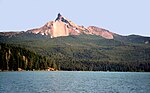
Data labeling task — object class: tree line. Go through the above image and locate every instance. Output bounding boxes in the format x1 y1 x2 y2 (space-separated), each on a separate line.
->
0 43 150 72
0 43 58 71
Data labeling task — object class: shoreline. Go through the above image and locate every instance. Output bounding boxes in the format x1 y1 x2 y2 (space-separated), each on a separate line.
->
0 70 149 73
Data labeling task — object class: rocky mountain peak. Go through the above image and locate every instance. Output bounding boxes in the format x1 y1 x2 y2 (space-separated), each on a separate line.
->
27 13 114 39
56 13 62 20
55 13 69 23
87 26 114 39
55 13 62 21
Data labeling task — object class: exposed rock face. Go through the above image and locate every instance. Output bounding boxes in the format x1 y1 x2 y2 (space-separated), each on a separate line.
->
87 26 114 39
53 19 69 37
27 13 86 38
27 13 114 39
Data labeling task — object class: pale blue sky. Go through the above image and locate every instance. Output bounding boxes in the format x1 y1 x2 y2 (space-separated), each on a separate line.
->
0 0 150 36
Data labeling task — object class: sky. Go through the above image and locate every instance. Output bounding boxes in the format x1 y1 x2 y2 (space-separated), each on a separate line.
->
0 0 150 36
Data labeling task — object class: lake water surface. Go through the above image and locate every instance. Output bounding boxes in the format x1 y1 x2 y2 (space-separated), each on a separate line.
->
0 71 150 93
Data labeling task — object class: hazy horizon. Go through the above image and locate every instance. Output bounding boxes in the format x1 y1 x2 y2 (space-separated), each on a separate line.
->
0 0 150 37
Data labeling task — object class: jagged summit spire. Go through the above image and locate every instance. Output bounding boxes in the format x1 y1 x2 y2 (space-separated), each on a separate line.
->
27 13 114 39
55 13 69 23
55 13 62 21
58 13 62 17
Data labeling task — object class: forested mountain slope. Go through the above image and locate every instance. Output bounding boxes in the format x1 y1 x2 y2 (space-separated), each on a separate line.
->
0 34 150 71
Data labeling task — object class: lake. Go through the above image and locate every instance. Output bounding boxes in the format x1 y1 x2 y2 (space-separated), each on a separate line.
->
0 71 150 93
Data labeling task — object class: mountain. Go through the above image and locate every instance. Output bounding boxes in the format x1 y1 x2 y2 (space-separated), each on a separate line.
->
1 13 150 43
0 13 150 71
21 13 113 39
